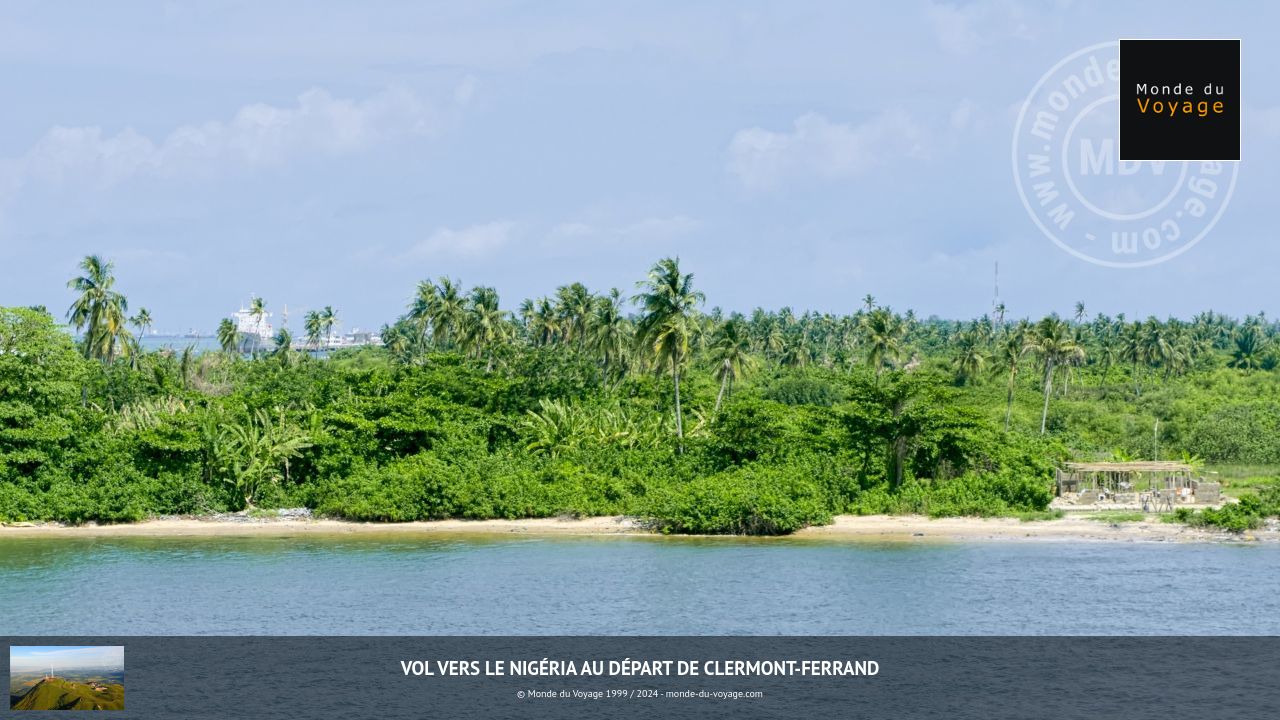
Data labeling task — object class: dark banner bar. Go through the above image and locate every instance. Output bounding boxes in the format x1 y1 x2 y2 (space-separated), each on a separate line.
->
5 637 1278 719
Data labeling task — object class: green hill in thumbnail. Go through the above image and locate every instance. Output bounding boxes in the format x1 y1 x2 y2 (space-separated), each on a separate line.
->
10 677 124 711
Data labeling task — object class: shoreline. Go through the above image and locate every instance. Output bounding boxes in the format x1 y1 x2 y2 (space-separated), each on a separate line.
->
0 513 1274 543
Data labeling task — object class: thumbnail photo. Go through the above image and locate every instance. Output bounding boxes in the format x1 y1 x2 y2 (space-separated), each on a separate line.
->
9 646 124 711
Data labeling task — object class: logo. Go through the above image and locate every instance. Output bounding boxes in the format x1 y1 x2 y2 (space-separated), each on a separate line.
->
1119 39 1240 161
1012 41 1238 268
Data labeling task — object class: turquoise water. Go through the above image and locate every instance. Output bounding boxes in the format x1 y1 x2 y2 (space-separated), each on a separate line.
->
1 535 1276 635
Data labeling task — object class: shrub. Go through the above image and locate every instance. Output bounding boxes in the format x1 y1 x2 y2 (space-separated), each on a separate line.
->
847 471 1053 518
1177 493 1276 533
763 376 847 407
644 464 832 535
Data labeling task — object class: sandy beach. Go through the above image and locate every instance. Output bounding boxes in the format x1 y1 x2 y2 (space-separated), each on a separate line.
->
0 513 1274 543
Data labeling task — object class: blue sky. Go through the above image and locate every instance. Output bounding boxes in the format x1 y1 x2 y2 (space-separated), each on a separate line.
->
0 1 1276 333
9 646 124 672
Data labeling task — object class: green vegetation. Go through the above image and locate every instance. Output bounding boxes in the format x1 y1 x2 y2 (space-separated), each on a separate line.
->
1171 487 1280 533
10 678 124 711
4 255 1280 534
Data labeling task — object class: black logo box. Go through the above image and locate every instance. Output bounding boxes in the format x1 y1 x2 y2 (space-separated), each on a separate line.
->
1119 39 1240 161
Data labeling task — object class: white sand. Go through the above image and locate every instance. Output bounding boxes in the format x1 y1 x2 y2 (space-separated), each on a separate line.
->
1 513 1273 542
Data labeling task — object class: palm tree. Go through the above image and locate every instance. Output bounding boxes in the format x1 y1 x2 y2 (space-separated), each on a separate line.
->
633 257 704 447
408 279 437 346
462 286 511 370
1025 316 1084 434
66 254 132 362
321 306 338 348
1094 321 1120 388
248 297 267 353
709 318 756 413
217 318 241 354
217 318 240 354
303 310 324 351
130 307 153 337
526 297 559 346
1228 324 1270 371
859 307 905 382
997 322 1029 430
952 329 988 385
588 289 629 379
381 323 411 358
271 328 296 366
555 282 595 346
431 278 466 348
1119 321 1149 395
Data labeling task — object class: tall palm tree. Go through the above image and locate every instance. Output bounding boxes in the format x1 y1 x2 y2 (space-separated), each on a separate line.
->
1025 316 1084 434
1228 324 1270 371
1119 321 1149 395
633 257 704 447
859 307 906 382
589 289 629 379
248 297 267 353
303 310 324 351
997 322 1029 430
382 323 410 358
66 254 131 362
130 307 153 337
952 329 988 385
271 328 296 366
527 297 559 346
462 286 511 370
408 279 437 346
431 278 466 348
709 318 756 413
1094 321 1120 388
320 306 338 348
217 318 240 354
555 282 595 346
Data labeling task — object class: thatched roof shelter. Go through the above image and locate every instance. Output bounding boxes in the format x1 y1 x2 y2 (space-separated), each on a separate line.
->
1063 461 1192 473
1056 460 1199 498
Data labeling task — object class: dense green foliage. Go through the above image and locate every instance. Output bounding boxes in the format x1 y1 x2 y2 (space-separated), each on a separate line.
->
10 677 124 711
1172 487 1280 532
5 257 1280 534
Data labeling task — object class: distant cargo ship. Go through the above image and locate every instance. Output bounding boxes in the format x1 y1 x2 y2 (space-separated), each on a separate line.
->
231 300 380 351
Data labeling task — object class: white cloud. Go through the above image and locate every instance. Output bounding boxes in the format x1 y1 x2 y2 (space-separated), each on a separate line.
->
927 3 983 55
727 111 926 191
4 86 442 194
405 221 516 260
548 214 699 244
926 1 1043 55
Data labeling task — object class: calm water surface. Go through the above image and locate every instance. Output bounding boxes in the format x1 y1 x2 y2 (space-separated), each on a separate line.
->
1 535 1277 635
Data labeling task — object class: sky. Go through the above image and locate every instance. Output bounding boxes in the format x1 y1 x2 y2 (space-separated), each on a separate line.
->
0 1 1277 334
10 646 124 672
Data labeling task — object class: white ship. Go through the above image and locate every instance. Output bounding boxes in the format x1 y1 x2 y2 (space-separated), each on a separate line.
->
226 298 382 351
233 300 273 347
